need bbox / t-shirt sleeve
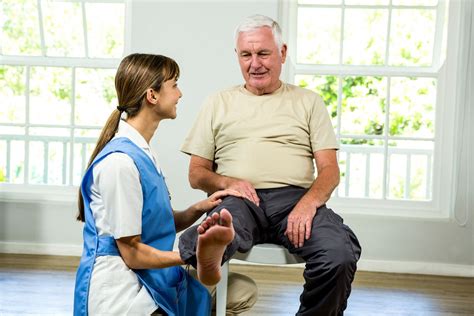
[93,153,143,239]
[180,96,216,161]
[309,93,339,152]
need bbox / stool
[215,243,304,316]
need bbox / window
[0,0,125,187]
[285,0,449,209]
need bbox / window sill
[0,185,450,220]
[0,184,78,205]
[328,197,450,220]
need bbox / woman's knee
[223,272,258,315]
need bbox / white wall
[0,0,472,277]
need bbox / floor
[0,254,473,315]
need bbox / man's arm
[189,155,260,206]
[285,149,340,248]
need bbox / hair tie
[117,105,126,112]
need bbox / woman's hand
[194,189,242,214]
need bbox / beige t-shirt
[181,83,338,189]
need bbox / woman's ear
[146,88,159,104]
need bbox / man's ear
[281,44,288,64]
[146,88,159,104]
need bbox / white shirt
[88,120,158,315]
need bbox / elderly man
[179,14,361,315]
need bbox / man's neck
[245,81,282,96]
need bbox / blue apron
[73,137,211,316]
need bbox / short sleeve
[309,94,339,152]
[92,153,143,238]
[180,95,216,161]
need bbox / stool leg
[216,261,229,316]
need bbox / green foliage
[0,168,6,182]
[297,74,434,144]
[0,66,25,95]
[2,0,42,55]
[102,76,116,104]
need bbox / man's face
[236,27,287,95]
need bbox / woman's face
[154,78,182,119]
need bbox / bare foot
[196,209,235,285]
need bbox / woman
[73,53,255,315]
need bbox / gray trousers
[179,185,361,316]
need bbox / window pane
[392,0,438,6]
[47,141,68,185]
[388,140,433,200]
[345,0,389,4]
[409,153,431,200]
[42,1,84,57]
[30,67,72,125]
[343,9,388,65]
[10,140,24,184]
[0,66,26,123]
[389,9,436,66]
[338,151,347,197]
[338,142,385,198]
[388,153,407,199]
[341,76,387,136]
[0,140,7,182]
[0,126,25,135]
[74,128,101,138]
[389,77,436,138]
[297,8,341,64]
[75,68,117,126]
[29,141,45,184]
[295,74,338,130]
[73,142,95,185]
[85,3,125,58]
[368,152,384,198]
[1,0,42,56]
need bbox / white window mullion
[345,152,351,196]
[426,152,433,199]
[383,76,392,199]
[24,66,31,184]
[1,56,120,68]
[365,153,371,198]
[385,0,393,65]
[6,140,11,181]
[81,143,87,176]
[81,2,89,58]
[339,3,345,65]
[43,141,49,184]
[405,153,411,199]
[69,68,77,186]
[62,141,68,185]
[37,0,46,56]
[432,0,447,69]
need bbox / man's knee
[304,237,358,286]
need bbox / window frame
[280,0,456,218]
[0,0,131,203]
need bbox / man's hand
[285,198,318,248]
[226,178,260,206]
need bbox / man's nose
[250,54,262,68]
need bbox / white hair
[234,14,284,50]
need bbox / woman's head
[77,53,180,221]
[115,53,180,118]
